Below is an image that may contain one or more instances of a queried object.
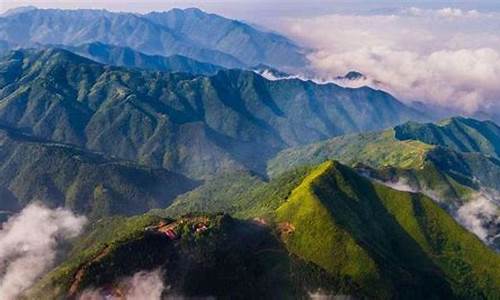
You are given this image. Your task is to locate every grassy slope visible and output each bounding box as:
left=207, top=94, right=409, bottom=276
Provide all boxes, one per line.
left=268, top=129, right=432, bottom=177
left=276, top=161, right=500, bottom=299
left=268, top=120, right=500, bottom=206
left=161, top=166, right=314, bottom=219
left=395, top=117, right=500, bottom=159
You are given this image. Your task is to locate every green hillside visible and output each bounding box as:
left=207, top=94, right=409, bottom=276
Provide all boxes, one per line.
left=0, top=48, right=424, bottom=178
left=27, top=214, right=347, bottom=299
left=394, top=117, right=500, bottom=159
left=160, top=166, right=314, bottom=219
left=268, top=129, right=433, bottom=177
left=276, top=161, right=500, bottom=299
left=269, top=118, right=500, bottom=200
left=27, top=161, right=500, bottom=299
left=269, top=118, right=500, bottom=248
left=0, top=125, right=196, bottom=218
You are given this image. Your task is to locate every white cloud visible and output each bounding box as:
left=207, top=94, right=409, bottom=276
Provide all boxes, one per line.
left=370, top=173, right=499, bottom=249
left=78, top=269, right=165, bottom=300
left=456, top=192, right=500, bottom=245
left=376, top=177, right=416, bottom=193
left=403, top=7, right=483, bottom=18
left=0, top=202, right=87, bottom=300
left=274, top=8, right=500, bottom=115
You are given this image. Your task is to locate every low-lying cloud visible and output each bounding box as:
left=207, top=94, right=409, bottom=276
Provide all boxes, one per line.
left=376, top=176, right=499, bottom=249
left=0, top=202, right=87, bottom=299
left=378, top=177, right=416, bottom=193
left=456, top=192, right=500, bottom=246
left=79, top=269, right=165, bottom=300
left=275, top=7, right=500, bottom=116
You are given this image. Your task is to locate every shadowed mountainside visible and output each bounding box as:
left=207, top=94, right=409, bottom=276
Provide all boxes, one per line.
left=0, top=124, right=197, bottom=218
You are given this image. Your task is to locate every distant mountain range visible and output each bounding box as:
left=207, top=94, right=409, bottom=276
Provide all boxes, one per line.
left=0, top=48, right=425, bottom=178
left=0, top=7, right=308, bottom=70
left=59, top=42, right=225, bottom=75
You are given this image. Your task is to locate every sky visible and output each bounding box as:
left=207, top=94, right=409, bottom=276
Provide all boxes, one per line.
left=3, top=1, right=500, bottom=19
left=2, top=0, right=500, bottom=114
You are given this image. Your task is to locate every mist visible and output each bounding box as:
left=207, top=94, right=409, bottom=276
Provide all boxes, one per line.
left=456, top=191, right=500, bottom=247
left=0, top=202, right=87, bottom=299
left=79, top=269, right=165, bottom=300
left=374, top=176, right=499, bottom=249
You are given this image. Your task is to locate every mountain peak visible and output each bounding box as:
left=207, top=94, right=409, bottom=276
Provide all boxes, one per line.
left=1, top=5, right=38, bottom=17
left=335, top=70, right=367, bottom=81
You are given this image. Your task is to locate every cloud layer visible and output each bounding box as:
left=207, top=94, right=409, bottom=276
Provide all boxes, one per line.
left=0, top=203, right=87, bottom=299
left=276, top=7, right=500, bottom=115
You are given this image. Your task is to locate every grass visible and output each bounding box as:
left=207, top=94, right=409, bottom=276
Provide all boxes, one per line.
left=274, top=160, right=500, bottom=299
left=268, top=129, right=433, bottom=177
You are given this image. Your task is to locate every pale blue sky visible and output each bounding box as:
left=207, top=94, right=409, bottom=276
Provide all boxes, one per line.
left=2, top=1, right=500, bottom=21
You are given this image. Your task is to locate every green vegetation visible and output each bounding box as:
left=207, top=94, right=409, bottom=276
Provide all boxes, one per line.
left=0, top=8, right=498, bottom=299
left=276, top=161, right=500, bottom=299
left=29, top=161, right=500, bottom=299
left=160, top=165, right=314, bottom=219
left=268, top=129, right=432, bottom=177
left=26, top=214, right=165, bottom=299
left=64, top=42, right=225, bottom=75
left=269, top=118, right=500, bottom=205
left=0, top=48, right=423, bottom=178
left=0, top=125, right=196, bottom=217
left=395, top=117, right=500, bottom=159
left=27, top=213, right=352, bottom=299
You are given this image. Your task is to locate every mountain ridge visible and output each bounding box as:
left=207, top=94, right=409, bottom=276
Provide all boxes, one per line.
left=0, top=48, right=425, bottom=178
left=0, top=7, right=307, bottom=69
left=57, top=42, right=225, bottom=75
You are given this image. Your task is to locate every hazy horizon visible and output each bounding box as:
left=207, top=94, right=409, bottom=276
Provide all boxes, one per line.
left=3, top=0, right=500, bottom=115
left=3, top=1, right=500, bottom=20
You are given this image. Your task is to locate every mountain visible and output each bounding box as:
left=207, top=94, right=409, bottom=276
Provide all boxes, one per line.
left=334, top=71, right=366, bottom=81
left=0, top=7, right=308, bottom=70
left=274, top=161, right=500, bottom=299
left=0, top=5, right=37, bottom=17
left=395, top=117, right=500, bottom=159
left=160, top=165, right=315, bottom=219
left=144, top=8, right=309, bottom=70
left=269, top=117, right=500, bottom=249
left=27, top=161, right=500, bottom=299
left=269, top=117, right=500, bottom=179
left=0, top=48, right=424, bottom=178
left=0, top=124, right=197, bottom=218
left=60, top=42, right=224, bottom=75
left=252, top=64, right=293, bottom=81
left=28, top=213, right=346, bottom=299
